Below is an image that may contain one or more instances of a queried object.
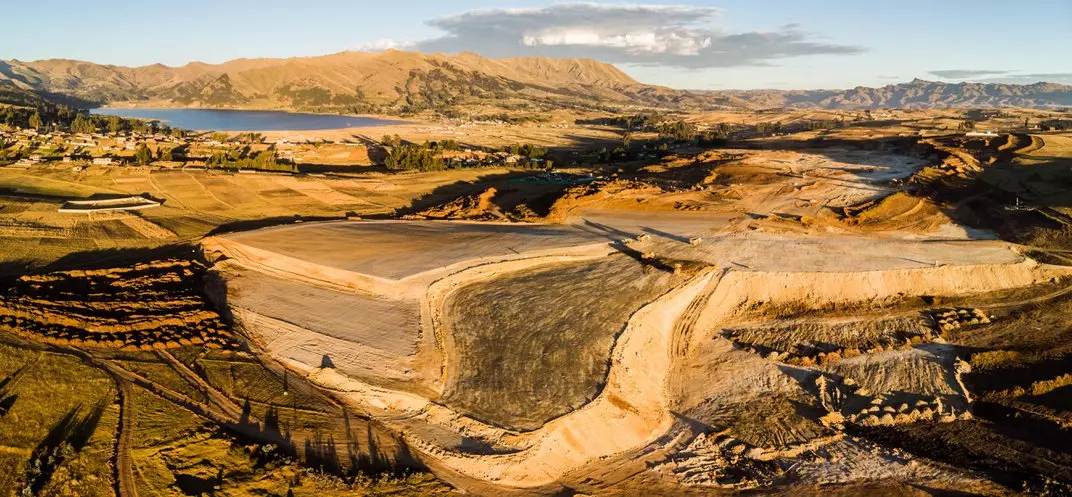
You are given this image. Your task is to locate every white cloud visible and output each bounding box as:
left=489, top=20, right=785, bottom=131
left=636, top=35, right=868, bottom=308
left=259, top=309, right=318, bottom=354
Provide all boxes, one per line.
left=928, top=70, right=1072, bottom=85
left=929, top=69, right=1009, bottom=79
left=354, top=38, right=415, bottom=52
left=403, top=3, right=862, bottom=69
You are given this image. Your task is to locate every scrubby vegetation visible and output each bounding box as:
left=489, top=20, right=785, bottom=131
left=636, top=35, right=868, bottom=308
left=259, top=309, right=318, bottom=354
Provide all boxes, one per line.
left=577, top=113, right=669, bottom=130
left=755, top=121, right=783, bottom=136
left=384, top=144, right=444, bottom=172
left=1039, top=119, right=1072, bottom=131
left=206, top=149, right=297, bottom=173
left=383, top=140, right=551, bottom=172
left=971, top=350, right=1022, bottom=370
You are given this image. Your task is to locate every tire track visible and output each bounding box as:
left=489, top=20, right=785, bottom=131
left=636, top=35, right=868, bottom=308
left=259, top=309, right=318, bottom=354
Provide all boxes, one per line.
left=671, top=268, right=728, bottom=358
left=114, top=379, right=138, bottom=497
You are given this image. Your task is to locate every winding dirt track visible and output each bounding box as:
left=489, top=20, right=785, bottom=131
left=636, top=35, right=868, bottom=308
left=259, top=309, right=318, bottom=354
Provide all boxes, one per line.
left=155, top=350, right=245, bottom=421
left=115, top=380, right=138, bottom=497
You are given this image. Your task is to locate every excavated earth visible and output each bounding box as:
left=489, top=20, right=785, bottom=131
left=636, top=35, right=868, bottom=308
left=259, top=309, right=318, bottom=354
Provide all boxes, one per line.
left=201, top=138, right=1072, bottom=495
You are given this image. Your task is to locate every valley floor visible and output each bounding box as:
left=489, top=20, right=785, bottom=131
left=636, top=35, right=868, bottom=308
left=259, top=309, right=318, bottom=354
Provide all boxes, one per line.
left=1, top=113, right=1071, bottom=495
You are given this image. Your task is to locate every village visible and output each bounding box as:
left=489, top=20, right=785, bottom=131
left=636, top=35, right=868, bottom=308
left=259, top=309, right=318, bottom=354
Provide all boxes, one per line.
left=0, top=121, right=558, bottom=174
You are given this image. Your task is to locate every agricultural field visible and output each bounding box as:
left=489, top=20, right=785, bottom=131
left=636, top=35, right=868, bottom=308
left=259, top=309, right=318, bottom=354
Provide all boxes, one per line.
left=0, top=165, right=521, bottom=272
left=0, top=252, right=449, bottom=496
left=0, top=341, right=118, bottom=497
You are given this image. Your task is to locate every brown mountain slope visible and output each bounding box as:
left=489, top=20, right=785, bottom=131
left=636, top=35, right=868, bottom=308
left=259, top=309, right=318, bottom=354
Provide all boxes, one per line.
left=3, top=51, right=1071, bottom=113
left=0, top=50, right=648, bottom=113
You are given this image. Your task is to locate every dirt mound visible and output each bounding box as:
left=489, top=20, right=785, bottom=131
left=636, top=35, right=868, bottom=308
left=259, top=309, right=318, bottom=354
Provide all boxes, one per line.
left=910, top=139, right=983, bottom=184
left=723, top=314, right=936, bottom=365
left=542, top=180, right=669, bottom=221
left=838, top=192, right=952, bottom=232
left=413, top=187, right=505, bottom=221
left=0, top=259, right=233, bottom=350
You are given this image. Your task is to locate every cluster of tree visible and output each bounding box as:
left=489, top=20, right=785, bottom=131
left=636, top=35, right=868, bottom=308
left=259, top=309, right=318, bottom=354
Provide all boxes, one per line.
left=755, top=121, right=783, bottom=136
left=380, top=134, right=403, bottom=147
left=597, top=146, right=630, bottom=162
left=131, top=144, right=179, bottom=164
left=0, top=97, right=82, bottom=130
left=384, top=143, right=444, bottom=171
left=697, top=130, right=729, bottom=147
left=577, top=113, right=668, bottom=130
left=427, top=139, right=460, bottom=152
left=206, top=149, right=297, bottom=172
left=502, top=143, right=548, bottom=159
left=67, top=114, right=187, bottom=137
left=133, top=144, right=154, bottom=164
left=232, top=132, right=265, bottom=144
left=71, top=115, right=97, bottom=134
left=90, top=115, right=167, bottom=135
left=957, top=120, right=976, bottom=131
left=382, top=140, right=554, bottom=172
left=656, top=120, right=698, bottom=141
left=805, top=119, right=845, bottom=131
left=1039, top=119, right=1072, bottom=131
left=467, top=112, right=552, bottom=125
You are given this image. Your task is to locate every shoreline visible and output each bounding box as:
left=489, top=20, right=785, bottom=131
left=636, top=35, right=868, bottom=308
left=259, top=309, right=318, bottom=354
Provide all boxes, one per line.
left=89, top=106, right=412, bottom=133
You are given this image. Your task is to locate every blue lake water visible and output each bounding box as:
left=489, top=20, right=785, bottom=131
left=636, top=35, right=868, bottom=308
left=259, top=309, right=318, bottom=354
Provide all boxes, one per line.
left=89, top=108, right=403, bottom=131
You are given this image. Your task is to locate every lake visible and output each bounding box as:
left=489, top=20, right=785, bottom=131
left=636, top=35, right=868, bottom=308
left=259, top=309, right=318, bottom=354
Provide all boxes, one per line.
left=89, top=108, right=403, bottom=131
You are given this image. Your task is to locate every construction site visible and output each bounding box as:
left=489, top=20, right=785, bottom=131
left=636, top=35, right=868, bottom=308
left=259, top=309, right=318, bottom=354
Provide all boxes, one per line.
left=1, top=110, right=1071, bottom=496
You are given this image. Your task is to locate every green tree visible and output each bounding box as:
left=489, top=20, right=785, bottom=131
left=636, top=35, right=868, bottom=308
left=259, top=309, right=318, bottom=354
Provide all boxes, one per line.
left=158, top=147, right=174, bottom=162
left=133, top=144, right=153, bottom=164
left=384, top=143, right=442, bottom=171
left=28, top=111, right=43, bottom=130
left=755, top=121, right=782, bottom=136
left=657, top=120, right=697, bottom=141
left=107, top=115, right=124, bottom=134
left=71, top=115, right=96, bottom=134
left=381, top=134, right=402, bottom=147
left=207, top=151, right=228, bottom=166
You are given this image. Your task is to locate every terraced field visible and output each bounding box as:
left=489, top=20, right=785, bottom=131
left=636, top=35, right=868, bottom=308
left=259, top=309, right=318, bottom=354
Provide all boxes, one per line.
left=0, top=259, right=233, bottom=350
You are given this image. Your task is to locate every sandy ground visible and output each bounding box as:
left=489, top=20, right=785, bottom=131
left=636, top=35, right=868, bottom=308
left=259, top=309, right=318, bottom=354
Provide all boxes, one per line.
left=219, top=220, right=616, bottom=281
left=196, top=130, right=1072, bottom=493
left=206, top=213, right=1072, bottom=492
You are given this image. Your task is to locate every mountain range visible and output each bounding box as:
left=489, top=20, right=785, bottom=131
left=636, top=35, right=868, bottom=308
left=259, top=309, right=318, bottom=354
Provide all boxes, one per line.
left=1, top=51, right=1070, bottom=113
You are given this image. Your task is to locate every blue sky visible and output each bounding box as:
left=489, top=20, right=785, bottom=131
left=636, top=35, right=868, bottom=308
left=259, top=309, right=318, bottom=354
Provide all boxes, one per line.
left=2, top=0, right=1070, bottom=89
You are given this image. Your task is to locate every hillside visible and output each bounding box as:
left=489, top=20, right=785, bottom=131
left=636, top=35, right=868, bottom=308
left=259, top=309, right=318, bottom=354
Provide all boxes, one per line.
left=0, top=51, right=655, bottom=114
left=2, top=52, right=1071, bottom=114
left=715, top=79, right=1072, bottom=110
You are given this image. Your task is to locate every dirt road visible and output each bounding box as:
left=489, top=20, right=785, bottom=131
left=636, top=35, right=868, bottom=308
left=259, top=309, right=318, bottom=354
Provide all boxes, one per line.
left=115, top=380, right=138, bottom=497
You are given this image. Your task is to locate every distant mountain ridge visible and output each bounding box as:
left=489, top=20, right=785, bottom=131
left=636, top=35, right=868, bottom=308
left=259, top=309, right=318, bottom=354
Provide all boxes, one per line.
left=713, top=79, right=1072, bottom=110
left=1, top=51, right=1070, bottom=112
